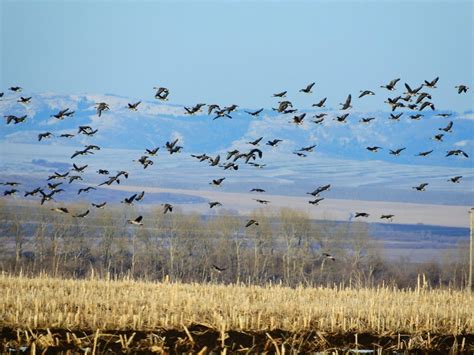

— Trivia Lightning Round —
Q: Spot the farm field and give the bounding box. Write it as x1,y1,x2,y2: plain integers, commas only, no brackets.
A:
0,274,473,353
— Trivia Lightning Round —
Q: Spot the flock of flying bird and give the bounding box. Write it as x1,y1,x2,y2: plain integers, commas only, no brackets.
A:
1,79,472,261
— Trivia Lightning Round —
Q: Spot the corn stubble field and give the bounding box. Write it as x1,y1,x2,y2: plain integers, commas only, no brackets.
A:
0,274,472,353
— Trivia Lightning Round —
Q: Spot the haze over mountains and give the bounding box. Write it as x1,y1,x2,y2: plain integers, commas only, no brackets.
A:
1,91,473,210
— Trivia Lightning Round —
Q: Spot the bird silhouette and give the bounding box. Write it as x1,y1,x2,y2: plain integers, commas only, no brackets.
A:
455,85,469,94
246,108,264,116
413,183,429,191
299,82,315,93
51,207,69,214
312,97,327,108
127,101,141,111
128,216,143,226
446,149,469,158
209,201,222,208
389,148,406,156
210,178,225,186
245,219,259,227
307,184,331,196
339,94,352,110
273,91,287,98
355,212,369,218
248,137,263,146
380,78,400,91
308,198,324,205
92,202,107,208
448,176,462,183
424,77,439,88
359,90,375,98
416,150,433,157
78,187,96,195
162,203,173,214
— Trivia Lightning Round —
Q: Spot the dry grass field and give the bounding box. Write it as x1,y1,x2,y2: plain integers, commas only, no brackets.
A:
0,274,473,353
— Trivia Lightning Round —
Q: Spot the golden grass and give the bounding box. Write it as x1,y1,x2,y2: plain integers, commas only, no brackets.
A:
0,274,472,336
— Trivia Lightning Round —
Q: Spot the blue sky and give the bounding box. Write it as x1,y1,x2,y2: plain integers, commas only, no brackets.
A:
1,0,473,111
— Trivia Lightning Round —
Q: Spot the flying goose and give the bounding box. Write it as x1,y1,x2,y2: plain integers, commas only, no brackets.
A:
355,212,369,218
266,139,282,147
307,184,331,196
366,146,382,152
415,93,432,104
299,82,315,93
95,102,110,117
389,113,403,121
213,108,232,120
9,86,22,92
71,148,94,159
145,147,159,156
293,152,307,157
78,186,96,195
60,133,75,138
24,187,43,197
389,148,406,156
448,176,462,183
72,163,88,173
245,219,259,227
40,190,55,205
135,191,145,202
222,162,239,170
250,188,265,193
273,101,293,113
212,264,227,272
432,133,444,142
360,117,376,124
299,144,317,152
5,115,27,124
339,94,352,110
308,198,324,205
322,253,336,261
210,178,225,186
424,77,439,88
446,149,469,158
17,96,32,104
47,171,69,181
410,114,423,120
313,117,325,124
245,108,264,116
51,108,71,119
127,101,141,111
253,199,270,204
51,207,69,214
455,85,469,94
38,132,54,141
273,91,287,98
416,150,433,157
68,175,83,183
209,201,222,208
208,104,221,115
380,214,394,221
47,182,62,190
98,176,120,186
403,83,423,96
184,103,206,115
419,101,435,111
291,113,306,124
248,137,263,146
154,87,170,100
435,113,451,118
97,169,110,175
162,203,173,214
191,153,210,162
92,202,107,208
1,181,21,186
413,183,429,191
312,97,327,108
359,90,375,98
128,216,143,225
380,78,400,91
439,121,453,133
121,193,137,205
223,104,238,114
3,189,18,196
334,113,349,123
209,154,221,166
134,155,154,169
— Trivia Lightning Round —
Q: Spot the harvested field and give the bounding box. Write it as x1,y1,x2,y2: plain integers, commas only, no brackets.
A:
0,274,473,353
